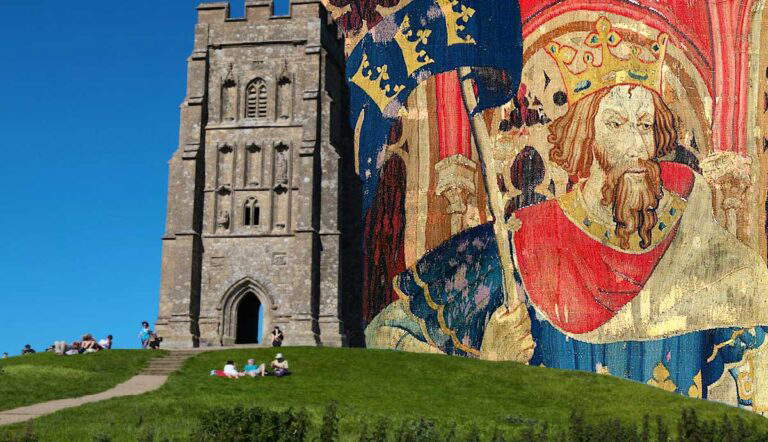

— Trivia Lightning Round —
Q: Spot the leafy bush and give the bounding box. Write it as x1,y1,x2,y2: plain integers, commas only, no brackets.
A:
321,401,339,441
0,424,38,442
186,402,768,442
393,418,440,442
91,433,112,442
192,406,309,442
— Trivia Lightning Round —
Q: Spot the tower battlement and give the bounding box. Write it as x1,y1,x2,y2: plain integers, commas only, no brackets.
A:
197,1,318,24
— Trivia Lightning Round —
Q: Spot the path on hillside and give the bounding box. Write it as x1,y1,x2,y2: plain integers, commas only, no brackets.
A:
0,350,197,427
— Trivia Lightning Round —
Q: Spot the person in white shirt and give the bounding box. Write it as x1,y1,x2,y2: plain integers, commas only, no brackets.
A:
223,360,242,379
98,335,113,350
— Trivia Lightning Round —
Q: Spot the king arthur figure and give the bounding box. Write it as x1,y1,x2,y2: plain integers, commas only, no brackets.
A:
366,17,768,411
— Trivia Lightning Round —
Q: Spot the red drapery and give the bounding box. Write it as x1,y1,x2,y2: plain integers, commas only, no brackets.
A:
435,71,472,159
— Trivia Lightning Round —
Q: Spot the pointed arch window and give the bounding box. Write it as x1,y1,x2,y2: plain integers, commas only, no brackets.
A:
246,79,268,119
243,198,260,227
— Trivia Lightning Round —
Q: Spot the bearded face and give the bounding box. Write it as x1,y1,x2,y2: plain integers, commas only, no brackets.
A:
593,86,663,249
597,151,662,250
548,85,678,250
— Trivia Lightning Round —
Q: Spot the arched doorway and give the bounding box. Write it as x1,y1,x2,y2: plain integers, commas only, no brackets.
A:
219,277,273,346
235,292,263,344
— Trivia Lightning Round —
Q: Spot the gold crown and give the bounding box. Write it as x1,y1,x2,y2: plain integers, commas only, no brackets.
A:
547,17,669,103
394,15,435,75
436,0,476,46
351,53,405,112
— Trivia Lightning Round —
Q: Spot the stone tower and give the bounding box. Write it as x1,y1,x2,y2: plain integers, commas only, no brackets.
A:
156,1,361,348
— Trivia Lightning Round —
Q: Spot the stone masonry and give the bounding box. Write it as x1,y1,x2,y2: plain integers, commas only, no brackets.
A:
156,0,361,348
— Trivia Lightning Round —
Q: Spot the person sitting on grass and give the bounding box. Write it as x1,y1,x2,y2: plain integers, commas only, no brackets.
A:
223,360,243,379
243,359,266,377
98,335,113,350
65,341,82,355
270,353,290,377
148,333,163,350
81,334,102,353
21,344,35,355
54,340,69,355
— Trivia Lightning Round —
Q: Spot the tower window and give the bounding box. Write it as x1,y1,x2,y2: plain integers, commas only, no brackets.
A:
253,206,260,226
272,0,290,17
243,198,260,226
246,79,268,119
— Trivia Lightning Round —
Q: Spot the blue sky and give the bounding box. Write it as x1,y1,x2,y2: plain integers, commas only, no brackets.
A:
0,1,277,355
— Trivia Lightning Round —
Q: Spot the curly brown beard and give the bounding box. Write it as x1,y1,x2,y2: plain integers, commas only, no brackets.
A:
597,157,663,250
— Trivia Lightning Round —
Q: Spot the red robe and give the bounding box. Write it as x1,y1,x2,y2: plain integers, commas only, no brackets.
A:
513,163,694,334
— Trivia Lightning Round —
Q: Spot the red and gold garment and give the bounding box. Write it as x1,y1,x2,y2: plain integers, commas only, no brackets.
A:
514,162,693,334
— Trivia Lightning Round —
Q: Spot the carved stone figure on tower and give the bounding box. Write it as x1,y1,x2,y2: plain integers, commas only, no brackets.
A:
275,148,288,185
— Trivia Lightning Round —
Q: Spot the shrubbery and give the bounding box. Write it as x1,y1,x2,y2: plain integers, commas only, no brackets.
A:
191,406,310,441
182,403,768,442
4,404,768,441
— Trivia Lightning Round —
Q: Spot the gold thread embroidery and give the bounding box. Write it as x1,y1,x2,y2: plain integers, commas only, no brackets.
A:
393,274,438,348
706,329,746,363
688,371,702,398
412,269,482,356
392,274,408,301
737,351,756,401
647,362,677,392
557,189,685,254
596,363,611,375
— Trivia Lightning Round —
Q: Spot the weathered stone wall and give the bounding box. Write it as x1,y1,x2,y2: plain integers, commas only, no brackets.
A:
157,0,358,348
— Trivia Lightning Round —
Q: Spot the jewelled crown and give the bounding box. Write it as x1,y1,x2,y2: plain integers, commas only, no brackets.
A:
546,17,669,103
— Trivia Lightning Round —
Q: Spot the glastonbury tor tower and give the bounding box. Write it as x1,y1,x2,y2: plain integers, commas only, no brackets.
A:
156,1,360,348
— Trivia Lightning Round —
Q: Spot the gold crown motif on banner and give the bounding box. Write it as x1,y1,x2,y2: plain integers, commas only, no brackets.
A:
350,53,406,112
435,0,476,45
394,15,435,75
547,17,669,103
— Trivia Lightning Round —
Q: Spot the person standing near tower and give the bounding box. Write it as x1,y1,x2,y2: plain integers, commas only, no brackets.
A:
139,321,152,349
270,326,284,347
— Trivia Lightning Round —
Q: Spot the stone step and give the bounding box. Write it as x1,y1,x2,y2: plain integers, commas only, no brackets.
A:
138,352,196,376
145,364,185,370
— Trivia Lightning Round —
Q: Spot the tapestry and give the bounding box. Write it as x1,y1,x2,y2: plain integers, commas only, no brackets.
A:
322,0,768,411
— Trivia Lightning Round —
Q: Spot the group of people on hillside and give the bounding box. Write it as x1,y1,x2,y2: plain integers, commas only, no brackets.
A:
6,322,287,358
11,335,111,357
212,353,290,379
50,334,112,355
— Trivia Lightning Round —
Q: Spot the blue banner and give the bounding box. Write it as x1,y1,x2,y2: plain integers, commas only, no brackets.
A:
347,0,524,210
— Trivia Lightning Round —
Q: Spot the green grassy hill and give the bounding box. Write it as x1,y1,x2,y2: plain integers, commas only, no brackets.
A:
0,350,163,412
3,347,768,441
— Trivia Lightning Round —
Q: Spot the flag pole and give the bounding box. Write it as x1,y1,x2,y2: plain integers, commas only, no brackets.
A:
456,66,534,362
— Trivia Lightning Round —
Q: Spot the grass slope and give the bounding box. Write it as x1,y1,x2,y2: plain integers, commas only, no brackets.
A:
0,350,164,412
4,347,767,441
